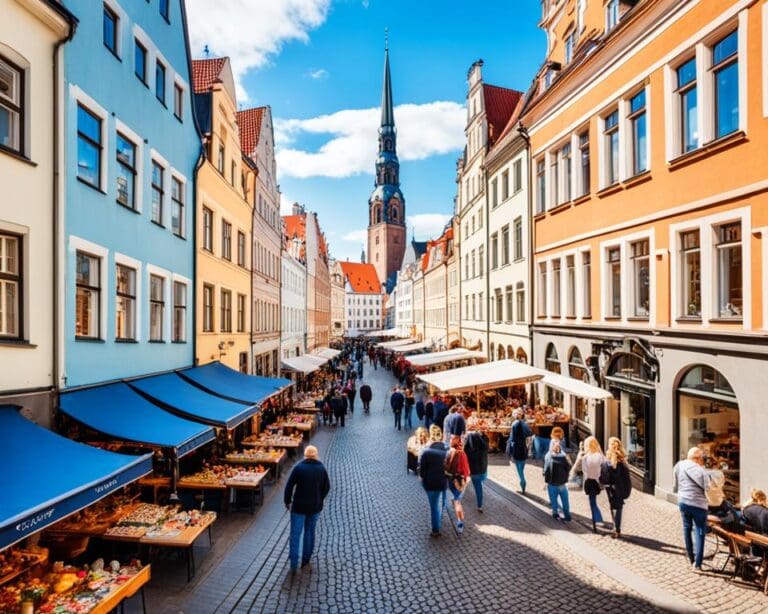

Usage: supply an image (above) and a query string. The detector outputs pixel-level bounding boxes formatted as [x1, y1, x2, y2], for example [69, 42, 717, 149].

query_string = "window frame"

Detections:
[711, 30, 739, 140]
[134, 39, 147, 85]
[76, 103, 103, 190]
[513, 217, 523, 261]
[155, 60, 166, 105]
[0, 55, 24, 156]
[578, 130, 590, 196]
[202, 283, 214, 332]
[202, 206, 213, 252]
[103, 4, 119, 59]
[630, 239, 650, 318]
[151, 160, 164, 226]
[221, 220, 232, 261]
[220, 289, 232, 332]
[627, 88, 648, 176]
[172, 280, 186, 342]
[159, 0, 170, 22]
[115, 263, 137, 341]
[679, 229, 701, 319]
[149, 273, 165, 341]
[237, 230, 246, 267]
[171, 175, 185, 238]
[0, 233, 22, 339]
[606, 246, 622, 318]
[237, 293, 246, 332]
[675, 56, 698, 155]
[501, 225, 510, 266]
[551, 258, 561, 318]
[603, 109, 620, 187]
[173, 82, 184, 121]
[75, 251, 102, 340]
[715, 221, 743, 320]
[581, 250, 592, 318]
[115, 132, 137, 210]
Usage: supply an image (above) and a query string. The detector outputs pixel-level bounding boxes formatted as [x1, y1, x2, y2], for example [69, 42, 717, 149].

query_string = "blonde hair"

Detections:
[415, 427, 428, 443]
[748, 488, 767, 507]
[606, 437, 626, 468]
[429, 424, 443, 442]
[551, 426, 564, 440]
[584, 436, 603, 455]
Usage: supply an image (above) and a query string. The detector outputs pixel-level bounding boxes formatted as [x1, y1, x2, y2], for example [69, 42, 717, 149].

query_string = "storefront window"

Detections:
[622, 393, 649, 473]
[568, 347, 590, 424]
[545, 343, 563, 406]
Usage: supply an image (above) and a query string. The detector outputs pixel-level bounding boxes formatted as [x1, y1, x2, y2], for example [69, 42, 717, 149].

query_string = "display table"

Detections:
[90, 563, 151, 614]
[224, 449, 287, 480]
[242, 435, 303, 455]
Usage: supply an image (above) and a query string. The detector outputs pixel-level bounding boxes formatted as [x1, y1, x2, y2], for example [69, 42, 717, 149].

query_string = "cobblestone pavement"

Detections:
[128, 361, 765, 613]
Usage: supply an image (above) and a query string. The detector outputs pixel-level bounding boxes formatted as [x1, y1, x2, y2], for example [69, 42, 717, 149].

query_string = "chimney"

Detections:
[291, 202, 303, 216]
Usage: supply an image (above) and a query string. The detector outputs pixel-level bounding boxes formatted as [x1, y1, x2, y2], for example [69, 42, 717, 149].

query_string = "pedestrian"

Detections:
[357, 358, 364, 380]
[548, 425, 566, 453]
[404, 388, 415, 430]
[601, 437, 632, 539]
[433, 396, 449, 430]
[344, 379, 356, 415]
[672, 446, 711, 570]
[506, 409, 532, 493]
[390, 386, 405, 431]
[544, 442, 572, 521]
[321, 391, 332, 427]
[572, 436, 607, 532]
[418, 425, 449, 538]
[464, 428, 489, 512]
[442, 403, 466, 444]
[359, 383, 372, 413]
[283, 445, 331, 574]
[445, 435, 471, 533]
[331, 388, 347, 428]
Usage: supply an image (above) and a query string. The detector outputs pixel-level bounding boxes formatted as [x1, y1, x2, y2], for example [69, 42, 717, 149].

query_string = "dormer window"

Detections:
[606, 0, 620, 32]
[565, 30, 576, 64]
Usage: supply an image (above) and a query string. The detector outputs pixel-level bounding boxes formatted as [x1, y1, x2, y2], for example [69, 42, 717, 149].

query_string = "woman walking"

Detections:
[359, 383, 372, 414]
[544, 442, 572, 521]
[445, 435, 471, 534]
[464, 428, 489, 513]
[602, 437, 632, 539]
[572, 436, 606, 532]
[404, 388, 415, 430]
[507, 409, 532, 493]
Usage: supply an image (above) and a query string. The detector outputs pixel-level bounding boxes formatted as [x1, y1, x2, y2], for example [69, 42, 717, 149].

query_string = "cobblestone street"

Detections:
[129, 362, 765, 613]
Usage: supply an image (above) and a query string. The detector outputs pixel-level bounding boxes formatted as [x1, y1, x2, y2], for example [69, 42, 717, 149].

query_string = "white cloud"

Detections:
[186, 0, 331, 100]
[275, 101, 466, 179]
[307, 68, 329, 80]
[407, 213, 452, 240]
[280, 192, 297, 215]
[342, 229, 367, 243]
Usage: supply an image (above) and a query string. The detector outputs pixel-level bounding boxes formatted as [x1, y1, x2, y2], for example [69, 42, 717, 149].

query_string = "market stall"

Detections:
[376, 338, 417, 349]
[176, 361, 293, 406]
[417, 359, 543, 398]
[312, 347, 341, 360]
[407, 348, 486, 370]
[281, 354, 327, 375]
[365, 328, 402, 338]
[392, 342, 431, 355]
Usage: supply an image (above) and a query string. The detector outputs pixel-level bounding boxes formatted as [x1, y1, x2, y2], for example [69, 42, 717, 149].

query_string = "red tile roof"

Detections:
[484, 85, 523, 146]
[339, 262, 381, 294]
[237, 107, 266, 157]
[283, 214, 306, 241]
[191, 58, 227, 93]
[493, 95, 527, 149]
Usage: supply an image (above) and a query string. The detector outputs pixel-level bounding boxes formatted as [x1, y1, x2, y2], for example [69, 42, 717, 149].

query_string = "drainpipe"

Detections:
[483, 164, 490, 360]
[517, 122, 533, 367]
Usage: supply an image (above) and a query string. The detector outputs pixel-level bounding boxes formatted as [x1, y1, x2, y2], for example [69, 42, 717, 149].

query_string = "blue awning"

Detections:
[0, 406, 152, 550]
[178, 361, 293, 405]
[59, 383, 216, 458]
[129, 372, 256, 430]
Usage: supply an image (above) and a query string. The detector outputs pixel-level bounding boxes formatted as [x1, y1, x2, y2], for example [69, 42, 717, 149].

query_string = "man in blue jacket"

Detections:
[390, 387, 405, 430]
[284, 445, 331, 573]
[418, 425, 449, 537]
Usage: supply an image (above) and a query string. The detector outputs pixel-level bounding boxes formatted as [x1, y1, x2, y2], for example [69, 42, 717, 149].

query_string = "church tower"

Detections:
[367, 40, 406, 289]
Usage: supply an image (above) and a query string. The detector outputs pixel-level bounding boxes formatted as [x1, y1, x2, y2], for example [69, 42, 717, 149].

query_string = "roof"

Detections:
[283, 214, 306, 241]
[483, 84, 523, 146]
[339, 261, 381, 294]
[411, 240, 428, 257]
[237, 107, 266, 157]
[191, 58, 227, 93]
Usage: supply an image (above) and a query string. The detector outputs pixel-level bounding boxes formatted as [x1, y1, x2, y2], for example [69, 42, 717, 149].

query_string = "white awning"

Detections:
[377, 338, 417, 348]
[537, 370, 613, 400]
[281, 355, 324, 374]
[407, 349, 487, 368]
[392, 342, 430, 354]
[365, 328, 401, 337]
[313, 347, 341, 359]
[417, 359, 543, 393]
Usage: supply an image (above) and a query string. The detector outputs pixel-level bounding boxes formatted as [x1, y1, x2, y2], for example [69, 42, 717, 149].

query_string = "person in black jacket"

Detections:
[602, 437, 632, 538]
[464, 429, 489, 512]
[330, 389, 347, 427]
[390, 387, 405, 431]
[544, 442, 572, 521]
[359, 383, 372, 413]
[284, 446, 331, 572]
[418, 425, 448, 537]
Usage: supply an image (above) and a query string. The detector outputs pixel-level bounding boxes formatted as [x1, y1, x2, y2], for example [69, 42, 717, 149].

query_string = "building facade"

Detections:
[525, 0, 767, 502]
[281, 223, 307, 359]
[239, 106, 281, 376]
[393, 240, 427, 338]
[329, 258, 345, 340]
[0, 0, 75, 423]
[337, 261, 382, 337]
[446, 217, 461, 348]
[192, 57, 253, 373]
[412, 262, 425, 342]
[423, 226, 453, 348]
[62, 0, 200, 388]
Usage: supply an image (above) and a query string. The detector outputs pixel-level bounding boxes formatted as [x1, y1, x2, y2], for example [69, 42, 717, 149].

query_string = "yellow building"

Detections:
[525, 0, 768, 501]
[192, 58, 253, 372]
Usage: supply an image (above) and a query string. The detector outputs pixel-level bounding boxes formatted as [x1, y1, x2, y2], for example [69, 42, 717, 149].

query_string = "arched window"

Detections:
[507, 345, 514, 359]
[391, 206, 398, 221]
[516, 347, 528, 363]
[375, 206, 382, 224]
[498, 345, 506, 360]
[490, 343, 495, 361]
[567, 347, 588, 382]
[545, 343, 561, 374]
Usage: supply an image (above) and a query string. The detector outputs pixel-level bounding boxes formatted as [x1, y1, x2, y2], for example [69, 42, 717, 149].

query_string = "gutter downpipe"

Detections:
[517, 121, 534, 401]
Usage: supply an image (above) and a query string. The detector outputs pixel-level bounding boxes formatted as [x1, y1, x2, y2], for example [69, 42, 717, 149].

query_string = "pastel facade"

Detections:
[337, 261, 383, 337]
[330, 258, 345, 340]
[281, 223, 307, 358]
[423, 226, 454, 348]
[62, 0, 199, 387]
[393, 240, 427, 338]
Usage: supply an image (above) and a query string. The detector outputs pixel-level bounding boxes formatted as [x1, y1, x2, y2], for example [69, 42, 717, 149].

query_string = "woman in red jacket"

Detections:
[446, 435, 471, 534]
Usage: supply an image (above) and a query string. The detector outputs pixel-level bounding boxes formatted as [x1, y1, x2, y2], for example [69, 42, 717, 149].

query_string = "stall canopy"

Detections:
[0, 406, 152, 550]
[535, 369, 614, 400]
[392, 341, 430, 354]
[177, 361, 292, 405]
[59, 383, 216, 457]
[282, 355, 326, 374]
[417, 359, 543, 394]
[376, 338, 416, 348]
[365, 328, 402, 338]
[407, 348, 486, 368]
[130, 372, 257, 430]
[313, 347, 341, 360]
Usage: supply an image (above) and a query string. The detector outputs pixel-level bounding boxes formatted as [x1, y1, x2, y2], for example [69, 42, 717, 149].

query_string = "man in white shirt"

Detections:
[672, 447, 712, 572]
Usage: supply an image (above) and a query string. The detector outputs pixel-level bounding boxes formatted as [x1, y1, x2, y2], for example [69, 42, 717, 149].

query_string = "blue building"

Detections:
[61, 0, 201, 387]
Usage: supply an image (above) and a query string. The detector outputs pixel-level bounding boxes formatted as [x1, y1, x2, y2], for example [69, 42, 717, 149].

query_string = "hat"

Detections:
[304, 445, 319, 460]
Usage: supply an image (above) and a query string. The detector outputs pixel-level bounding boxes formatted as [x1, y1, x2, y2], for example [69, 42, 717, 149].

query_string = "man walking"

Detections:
[442, 403, 466, 443]
[390, 386, 405, 431]
[673, 446, 712, 572]
[359, 383, 372, 413]
[284, 445, 331, 574]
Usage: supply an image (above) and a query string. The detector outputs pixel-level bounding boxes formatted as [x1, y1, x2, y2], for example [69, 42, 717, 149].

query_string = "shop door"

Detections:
[594, 400, 605, 445]
[606, 398, 621, 444]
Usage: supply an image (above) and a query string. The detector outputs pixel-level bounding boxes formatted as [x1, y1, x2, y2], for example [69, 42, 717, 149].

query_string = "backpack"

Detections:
[601, 461, 632, 500]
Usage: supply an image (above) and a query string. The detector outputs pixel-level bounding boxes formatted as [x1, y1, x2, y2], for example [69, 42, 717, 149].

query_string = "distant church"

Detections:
[367, 42, 406, 290]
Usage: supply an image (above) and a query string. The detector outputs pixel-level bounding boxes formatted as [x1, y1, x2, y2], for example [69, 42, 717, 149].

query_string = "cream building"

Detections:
[423, 226, 454, 349]
[393, 240, 427, 338]
[446, 217, 461, 348]
[412, 262, 425, 342]
[329, 258, 345, 340]
[281, 222, 306, 359]
[337, 261, 383, 337]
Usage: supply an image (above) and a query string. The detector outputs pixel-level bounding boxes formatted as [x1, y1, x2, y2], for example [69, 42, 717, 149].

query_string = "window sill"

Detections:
[581, 315, 592, 320]
[115, 338, 138, 343]
[0, 145, 37, 167]
[533, 211, 547, 220]
[596, 183, 622, 198]
[116, 201, 140, 214]
[708, 317, 743, 324]
[565, 316, 577, 320]
[75, 337, 105, 343]
[604, 316, 621, 321]
[668, 131, 746, 170]
[77, 176, 106, 194]
[622, 170, 651, 189]
[172, 340, 187, 344]
[548, 202, 571, 215]
[571, 193, 590, 206]
[0, 339, 37, 348]
[156, 97, 167, 109]
[174, 114, 183, 124]
[152, 220, 165, 229]
[104, 44, 121, 63]
[626, 316, 650, 322]
[174, 232, 186, 240]
[148, 340, 166, 343]
[675, 316, 702, 323]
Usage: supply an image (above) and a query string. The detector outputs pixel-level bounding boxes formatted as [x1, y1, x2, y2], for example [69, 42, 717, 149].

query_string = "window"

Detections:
[155, 60, 166, 104]
[505, 286, 513, 322]
[491, 178, 498, 208]
[578, 131, 590, 196]
[549, 151, 559, 206]
[631, 240, 650, 317]
[582, 251, 592, 317]
[202, 207, 213, 251]
[0, 234, 20, 337]
[171, 177, 184, 237]
[471, 249, 476, 278]
[231, 160, 236, 186]
[607, 247, 621, 317]
[538, 262, 548, 317]
[478, 292, 484, 321]
[676, 58, 698, 154]
[513, 160, 522, 193]
[103, 4, 118, 56]
[172, 281, 186, 341]
[76, 252, 100, 338]
[516, 282, 525, 322]
[0, 57, 23, 155]
[77, 104, 102, 188]
[491, 233, 498, 269]
[501, 170, 510, 200]
[566, 255, 576, 317]
[606, 0, 619, 31]
[712, 31, 739, 139]
[202, 284, 214, 332]
[478, 245, 484, 276]
[680, 230, 701, 317]
[513, 218, 523, 261]
[134, 40, 147, 84]
[628, 90, 648, 175]
[471, 294, 476, 320]
[603, 110, 619, 185]
[501, 225, 510, 265]
[552, 259, 561, 317]
[174, 83, 183, 120]
[494, 290, 503, 323]
[237, 231, 246, 267]
[561, 143, 572, 202]
[159, 0, 170, 21]
[151, 161, 164, 225]
[115, 264, 136, 340]
[565, 30, 575, 64]
[536, 159, 546, 213]
[237, 293, 246, 332]
[716, 222, 742, 318]
[115, 134, 137, 210]
[149, 274, 164, 341]
[220, 290, 232, 332]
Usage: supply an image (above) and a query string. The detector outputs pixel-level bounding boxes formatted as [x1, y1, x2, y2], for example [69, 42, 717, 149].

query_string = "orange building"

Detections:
[523, 0, 767, 501]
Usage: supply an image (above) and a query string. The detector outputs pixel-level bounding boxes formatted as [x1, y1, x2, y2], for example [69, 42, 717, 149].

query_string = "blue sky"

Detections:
[186, 0, 545, 262]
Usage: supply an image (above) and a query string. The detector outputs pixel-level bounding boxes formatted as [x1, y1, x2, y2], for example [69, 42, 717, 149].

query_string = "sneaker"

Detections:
[563, 516, 572, 522]
[477, 507, 484, 514]
[457, 521, 464, 534]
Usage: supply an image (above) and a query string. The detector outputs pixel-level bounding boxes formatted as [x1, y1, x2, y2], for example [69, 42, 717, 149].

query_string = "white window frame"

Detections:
[103, 0, 127, 59]
[69, 236, 109, 341]
[150, 149, 169, 227]
[114, 252, 142, 341]
[600, 230, 656, 325]
[114, 118, 144, 213]
[71, 86, 109, 191]
[622, 84, 651, 178]
[147, 264, 171, 342]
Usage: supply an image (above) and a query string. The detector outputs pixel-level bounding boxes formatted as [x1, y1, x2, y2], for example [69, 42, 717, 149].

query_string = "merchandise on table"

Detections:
[242, 433, 302, 447]
[181, 463, 266, 485]
[225, 449, 285, 463]
[112, 504, 170, 528]
[225, 471, 267, 485]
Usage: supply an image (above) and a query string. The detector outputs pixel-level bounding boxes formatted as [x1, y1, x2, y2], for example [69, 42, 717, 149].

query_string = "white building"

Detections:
[280, 228, 306, 359]
[393, 240, 427, 338]
[337, 261, 383, 337]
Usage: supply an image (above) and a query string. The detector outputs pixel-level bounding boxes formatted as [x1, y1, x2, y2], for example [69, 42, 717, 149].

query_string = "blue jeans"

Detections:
[547, 484, 571, 520]
[404, 406, 413, 429]
[289, 512, 319, 570]
[679, 502, 708, 568]
[425, 489, 446, 533]
[513, 460, 527, 492]
[588, 493, 603, 523]
[533, 436, 550, 459]
[470, 473, 487, 508]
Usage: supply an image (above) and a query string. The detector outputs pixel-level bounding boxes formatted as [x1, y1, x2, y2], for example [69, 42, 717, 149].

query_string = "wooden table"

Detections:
[91, 564, 151, 614]
[225, 472, 269, 514]
[139, 514, 216, 582]
[242, 437, 303, 452]
[278, 421, 315, 438]
[224, 450, 287, 480]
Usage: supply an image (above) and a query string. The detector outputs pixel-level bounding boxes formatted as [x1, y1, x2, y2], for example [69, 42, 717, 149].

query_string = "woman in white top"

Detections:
[572, 436, 606, 532]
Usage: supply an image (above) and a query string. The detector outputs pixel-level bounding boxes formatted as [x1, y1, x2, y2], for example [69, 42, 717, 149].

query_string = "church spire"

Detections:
[380, 34, 395, 130]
